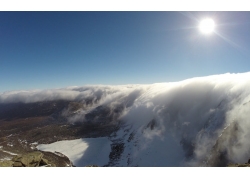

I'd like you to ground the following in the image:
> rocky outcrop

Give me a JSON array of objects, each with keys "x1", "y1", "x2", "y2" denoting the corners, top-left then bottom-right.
[
  {"x1": 0, "y1": 151, "x2": 56, "y2": 167},
  {"x1": 228, "y1": 163, "x2": 250, "y2": 167},
  {"x1": 12, "y1": 151, "x2": 44, "y2": 167},
  {"x1": 228, "y1": 159, "x2": 250, "y2": 167},
  {"x1": 0, "y1": 160, "x2": 14, "y2": 167},
  {"x1": 42, "y1": 151, "x2": 73, "y2": 167}
]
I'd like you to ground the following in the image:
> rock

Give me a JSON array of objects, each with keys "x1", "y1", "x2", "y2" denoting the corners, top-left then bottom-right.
[
  {"x1": 0, "y1": 151, "x2": 72, "y2": 167},
  {"x1": 0, "y1": 160, "x2": 14, "y2": 167},
  {"x1": 10, "y1": 151, "x2": 56, "y2": 167},
  {"x1": 39, "y1": 157, "x2": 57, "y2": 167},
  {"x1": 228, "y1": 162, "x2": 250, "y2": 167},
  {"x1": 228, "y1": 163, "x2": 237, "y2": 167},
  {"x1": 41, "y1": 151, "x2": 73, "y2": 167},
  {"x1": 13, "y1": 161, "x2": 23, "y2": 167},
  {"x1": 40, "y1": 158, "x2": 49, "y2": 166},
  {"x1": 237, "y1": 164, "x2": 249, "y2": 167},
  {"x1": 12, "y1": 151, "x2": 44, "y2": 167},
  {"x1": 48, "y1": 162, "x2": 57, "y2": 167},
  {"x1": 85, "y1": 165, "x2": 98, "y2": 167}
]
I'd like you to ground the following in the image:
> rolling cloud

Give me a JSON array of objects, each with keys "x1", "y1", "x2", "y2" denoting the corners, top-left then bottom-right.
[{"x1": 2, "y1": 72, "x2": 250, "y2": 166}]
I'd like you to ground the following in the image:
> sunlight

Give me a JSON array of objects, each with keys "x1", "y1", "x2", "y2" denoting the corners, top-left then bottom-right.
[{"x1": 199, "y1": 18, "x2": 215, "y2": 34}]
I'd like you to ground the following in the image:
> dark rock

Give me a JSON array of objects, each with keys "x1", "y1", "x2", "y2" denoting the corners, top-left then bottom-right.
[
  {"x1": 106, "y1": 142, "x2": 124, "y2": 166},
  {"x1": 40, "y1": 158, "x2": 49, "y2": 166},
  {"x1": 85, "y1": 165, "x2": 98, "y2": 167},
  {"x1": 146, "y1": 119, "x2": 157, "y2": 130},
  {"x1": 41, "y1": 151, "x2": 73, "y2": 167}
]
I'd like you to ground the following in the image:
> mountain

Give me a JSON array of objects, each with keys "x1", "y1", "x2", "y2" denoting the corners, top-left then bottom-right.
[{"x1": 1, "y1": 72, "x2": 250, "y2": 166}]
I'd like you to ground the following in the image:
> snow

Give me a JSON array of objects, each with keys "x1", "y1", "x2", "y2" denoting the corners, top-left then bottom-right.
[
  {"x1": 0, "y1": 149, "x2": 18, "y2": 156},
  {"x1": 37, "y1": 137, "x2": 111, "y2": 167},
  {"x1": 7, "y1": 143, "x2": 13, "y2": 147},
  {"x1": 31, "y1": 142, "x2": 38, "y2": 145},
  {"x1": 0, "y1": 157, "x2": 12, "y2": 161},
  {"x1": 6, "y1": 134, "x2": 13, "y2": 138}
]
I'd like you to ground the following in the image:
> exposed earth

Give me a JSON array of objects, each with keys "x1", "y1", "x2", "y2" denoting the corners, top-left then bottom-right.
[{"x1": 0, "y1": 100, "x2": 121, "y2": 167}]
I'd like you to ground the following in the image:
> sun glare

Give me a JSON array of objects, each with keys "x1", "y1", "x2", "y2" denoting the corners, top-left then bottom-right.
[{"x1": 199, "y1": 18, "x2": 215, "y2": 35}]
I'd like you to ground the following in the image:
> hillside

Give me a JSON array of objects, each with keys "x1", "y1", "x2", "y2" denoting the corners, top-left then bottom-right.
[{"x1": 1, "y1": 72, "x2": 250, "y2": 166}]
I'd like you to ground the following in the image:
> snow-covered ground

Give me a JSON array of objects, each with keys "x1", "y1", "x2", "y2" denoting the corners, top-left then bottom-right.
[{"x1": 37, "y1": 137, "x2": 111, "y2": 167}]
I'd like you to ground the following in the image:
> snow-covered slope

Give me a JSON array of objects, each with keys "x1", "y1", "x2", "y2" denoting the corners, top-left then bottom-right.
[
  {"x1": 37, "y1": 138, "x2": 111, "y2": 167},
  {"x1": 3, "y1": 72, "x2": 250, "y2": 166}
]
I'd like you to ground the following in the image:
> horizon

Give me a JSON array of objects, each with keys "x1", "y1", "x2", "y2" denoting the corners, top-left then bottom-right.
[
  {"x1": 1, "y1": 71, "x2": 248, "y2": 93},
  {"x1": 1, "y1": 11, "x2": 250, "y2": 92},
  {"x1": 1, "y1": 71, "x2": 250, "y2": 104}
]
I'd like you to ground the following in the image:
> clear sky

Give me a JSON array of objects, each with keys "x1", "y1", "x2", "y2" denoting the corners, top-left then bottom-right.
[{"x1": 1, "y1": 11, "x2": 250, "y2": 92}]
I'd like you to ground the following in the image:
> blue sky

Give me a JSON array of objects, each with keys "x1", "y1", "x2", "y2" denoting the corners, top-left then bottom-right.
[{"x1": 1, "y1": 11, "x2": 250, "y2": 92}]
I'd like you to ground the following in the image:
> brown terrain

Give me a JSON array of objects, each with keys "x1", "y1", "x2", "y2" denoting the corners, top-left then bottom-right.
[{"x1": 0, "y1": 100, "x2": 120, "y2": 167}]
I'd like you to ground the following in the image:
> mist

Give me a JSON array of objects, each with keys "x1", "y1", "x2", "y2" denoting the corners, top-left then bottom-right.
[{"x1": 2, "y1": 72, "x2": 250, "y2": 166}]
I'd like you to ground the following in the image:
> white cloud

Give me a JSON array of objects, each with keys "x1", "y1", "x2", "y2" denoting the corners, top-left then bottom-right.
[{"x1": 2, "y1": 72, "x2": 250, "y2": 166}]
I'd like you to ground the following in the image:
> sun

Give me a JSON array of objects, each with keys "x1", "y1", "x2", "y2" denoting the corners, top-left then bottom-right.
[{"x1": 199, "y1": 18, "x2": 215, "y2": 34}]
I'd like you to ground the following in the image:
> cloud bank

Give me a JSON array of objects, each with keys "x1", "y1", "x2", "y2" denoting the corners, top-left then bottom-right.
[{"x1": 2, "y1": 72, "x2": 250, "y2": 166}]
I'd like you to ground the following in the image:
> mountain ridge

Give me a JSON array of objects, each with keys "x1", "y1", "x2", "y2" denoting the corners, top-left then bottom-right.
[{"x1": 1, "y1": 72, "x2": 250, "y2": 166}]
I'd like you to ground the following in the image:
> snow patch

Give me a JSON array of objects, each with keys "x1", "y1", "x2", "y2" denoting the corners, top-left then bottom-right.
[
  {"x1": 30, "y1": 142, "x2": 38, "y2": 145},
  {"x1": 37, "y1": 137, "x2": 111, "y2": 167},
  {"x1": 0, "y1": 149, "x2": 18, "y2": 156}
]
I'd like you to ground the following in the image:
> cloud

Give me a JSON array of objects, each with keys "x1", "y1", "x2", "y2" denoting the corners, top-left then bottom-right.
[{"x1": 2, "y1": 72, "x2": 250, "y2": 166}]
